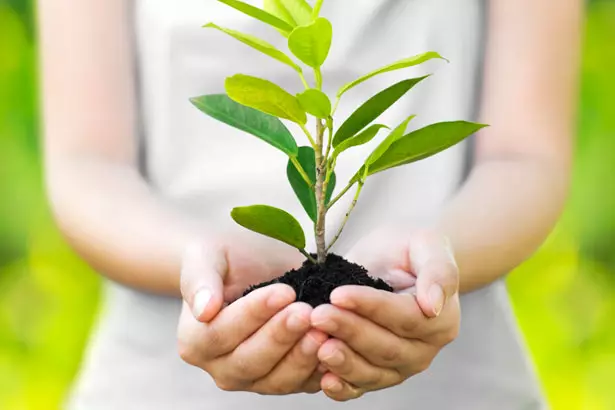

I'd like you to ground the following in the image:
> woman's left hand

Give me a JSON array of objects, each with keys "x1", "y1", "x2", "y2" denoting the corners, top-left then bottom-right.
[{"x1": 311, "y1": 229, "x2": 461, "y2": 401}]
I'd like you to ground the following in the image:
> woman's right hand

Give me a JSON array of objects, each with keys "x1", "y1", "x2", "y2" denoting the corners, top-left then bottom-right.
[{"x1": 177, "y1": 238, "x2": 327, "y2": 394}]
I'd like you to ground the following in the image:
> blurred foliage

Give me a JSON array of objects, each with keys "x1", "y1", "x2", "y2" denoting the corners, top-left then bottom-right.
[
  {"x1": 0, "y1": 1, "x2": 614, "y2": 409},
  {"x1": 0, "y1": 1, "x2": 101, "y2": 409}
]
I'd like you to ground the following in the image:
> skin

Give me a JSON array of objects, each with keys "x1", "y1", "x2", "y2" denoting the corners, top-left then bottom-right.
[{"x1": 39, "y1": 0, "x2": 582, "y2": 402}]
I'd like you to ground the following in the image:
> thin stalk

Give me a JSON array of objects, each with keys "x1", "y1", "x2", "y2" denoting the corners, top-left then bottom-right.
[
  {"x1": 314, "y1": 120, "x2": 327, "y2": 264},
  {"x1": 324, "y1": 118, "x2": 333, "y2": 162},
  {"x1": 315, "y1": 69, "x2": 323, "y2": 90},
  {"x1": 299, "y1": 124, "x2": 318, "y2": 149},
  {"x1": 289, "y1": 156, "x2": 313, "y2": 187},
  {"x1": 327, "y1": 179, "x2": 357, "y2": 210},
  {"x1": 324, "y1": 156, "x2": 336, "y2": 186},
  {"x1": 299, "y1": 248, "x2": 317, "y2": 264},
  {"x1": 326, "y1": 181, "x2": 364, "y2": 252},
  {"x1": 312, "y1": 0, "x2": 324, "y2": 19},
  {"x1": 331, "y1": 97, "x2": 341, "y2": 116},
  {"x1": 299, "y1": 71, "x2": 310, "y2": 89}
]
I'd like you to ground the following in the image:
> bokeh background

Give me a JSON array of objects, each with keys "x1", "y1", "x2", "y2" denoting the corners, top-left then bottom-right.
[{"x1": 1, "y1": 1, "x2": 614, "y2": 409}]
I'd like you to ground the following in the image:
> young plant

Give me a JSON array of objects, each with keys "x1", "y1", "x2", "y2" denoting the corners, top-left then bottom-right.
[{"x1": 191, "y1": 0, "x2": 487, "y2": 267}]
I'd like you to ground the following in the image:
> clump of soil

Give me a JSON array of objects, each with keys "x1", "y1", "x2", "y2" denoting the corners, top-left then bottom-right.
[{"x1": 243, "y1": 253, "x2": 393, "y2": 308}]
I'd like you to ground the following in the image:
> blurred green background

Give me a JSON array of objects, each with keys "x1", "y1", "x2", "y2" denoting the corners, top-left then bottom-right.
[{"x1": 1, "y1": 1, "x2": 614, "y2": 409}]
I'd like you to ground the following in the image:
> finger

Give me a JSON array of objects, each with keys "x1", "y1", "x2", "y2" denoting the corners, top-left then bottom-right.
[
  {"x1": 198, "y1": 284, "x2": 296, "y2": 359},
  {"x1": 216, "y1": 302, "x2": 312, "y2": 383},
  {"x1": 321, "y1": 373, "x2": 363, "y2": 402},
  {"x1": 318, "y1": 339, "x2": 400, "y2": 389},
  {"x1": 312, "y1": 304, "x2": 425, "y2": 370},
  {"x1": 302, "y1": 371, "x2": 325, "y2": 394},
  {"x1": 408, "y1": 232, "x2": 460, "y2": 318},
  {"x1": 414, "y1": 260, "x2": 459, "y2": 318},
  {"x1": 180, "y1": 242, "x2": 226, "y2": 322},
  {"x1": 329, "y1": 285, "x2": 425, "y2": 338},
  {"x1": 251, "y1": 329, "x2": 327, "y2": 395}
]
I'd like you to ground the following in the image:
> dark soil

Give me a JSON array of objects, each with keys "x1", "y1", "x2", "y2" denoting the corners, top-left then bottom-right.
[{"x1": 242, "y1": 253, "x2": 393, "y2": 308}]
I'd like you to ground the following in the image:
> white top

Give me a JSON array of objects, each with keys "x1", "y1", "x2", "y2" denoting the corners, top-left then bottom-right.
[{"x1": 67, "y1": 1, "x2": 546, "y2": 409}]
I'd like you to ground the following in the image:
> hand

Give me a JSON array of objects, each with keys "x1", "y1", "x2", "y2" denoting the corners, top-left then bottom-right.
[
  {"x1": 311, "y1": 229, "x2": 461, "y2": 401},
  {"x1": 177, "y1": 236, "x2": 327, "y2": 394}
]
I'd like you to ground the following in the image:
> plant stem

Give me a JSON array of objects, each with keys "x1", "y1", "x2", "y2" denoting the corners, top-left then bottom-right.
[
  {"x1": 331, "y1": 97, "x2": 341, "y2": 115},
  {"x1": 289, "y1": 156, "x2": 313, "y2": 187},
  {"x1": 327, "y1": 179, "x2": 357, "y2": 210},
  {"x1": 322, "y1": 119, "x2": 335, "y2": 203},
  {"x1": 299, "y1": 248, "x2": 317, "y2": 264},
  {"x1": 300, "y1": 124, "x2": 318, "y2": 149},
  {"x1": 324, "y1": 156, "x2": 336, "y2": 186},
  {"x1": 324, "y1": 118, "x2": 333, "y2": 162},
  {"x1": 312, "y1": 0, "x2": 324, "y2": 19},
  {"x1": 299, "y1": 72, "x2": 310, "y2": 89},
  {"x1": 314, "y1": 119, "x2": 327, "y2": 264},
  {"x1": 326, "y1": 180, "x2": 364, "y2": 252},
  {"x1": 315, "y1": 69, "x2": 323, "y2": 90}
]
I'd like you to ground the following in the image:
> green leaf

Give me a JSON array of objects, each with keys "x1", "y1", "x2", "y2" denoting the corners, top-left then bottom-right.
[
  {"x1": 287, "y1": 147, "x2": 336, "y2": 222},
  {"x1": 367, "y1": 121, "x2": 489, "y2": 176},
  {"x1": 288, "y1": 18, "x2": 332, "y2": 68},
  {"x1": 332, "y1": 76, "x2": 429, "y2": 148},
  {"x1": 217, "y1": 0, "x2": 294, "y2": 34},
  {"x1": 332, "y1": 124, "x2": 389, "y2": 160},
  {"x1": 231, "y1": 205, "x2": 306, "y2": 249},
  {"x1": 297, "y1": 89, "x2": 331, "y2": 118},
  {"x1": 337, "y1": 52, "x2": 446, "y2": 98},
  {"x1": 366, "y1": 115, "x2": 415, "y2": 166},
  {"x1": 190, "y1": 94, "x2": 298, "y2": 156},
  {"x1": 225, "y1": 74, "x2": 307, "y2": 125},
  {"x1": 204, "y1": 23, "x2": 302, "y2": 73},
  {"x1": 263, "y1": 0, "x2": 313, "y2": 27}
]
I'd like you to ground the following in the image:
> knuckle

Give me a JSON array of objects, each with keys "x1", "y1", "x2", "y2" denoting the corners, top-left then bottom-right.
[
  {"x1": 363, "y1": 300, "x2": 379, "y2": 317},
  {"x1": 363, "y1": 370, "x2": 384, "y2": 388},
  {"x1": 398, "y1": 318, "x2": 419, "y2": 337},
  {"x1": 177, "y1": 339, "x2": 201, "y2": 366},
  {"x1": 230, "y1": 359, "x2": 251, "y2": 379},
  {"x1": 441, "y1": 323, "x2": 460, "y2": 345},
  {"x1": 337, "y1": 319, "x2": 358, "y2": 341},
  {"x1": 270, "y1": 320, "x2": 296, "y2": 346},
  {"x1": 413, "y1": 355, "x2": 434, "y2": 375},
  {"x1": 215, "y1": 378, "x2": 243, "y2": 392},
  {"x1": 268, "y1": 381, "x2": 295, "y2": 395},
  {"x1": 289, "y1": 344, "x2": 314, "y2": 367},
  {"x1": 200, "y1": 325, "x2": 223, "y2": 352},
  {"x1": 229, "y1": 356, "x2": 260, "y2": 381},
  {"x1": 380, "y1": 342, "x2": 403, "y2": 363}
]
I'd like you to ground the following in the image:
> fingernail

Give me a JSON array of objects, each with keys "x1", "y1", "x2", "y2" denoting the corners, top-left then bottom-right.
[
  {"x1": 192, "y1": 288, "x2": 212, "y2": 318},
  {"x1": 326, "y1": 381, "x2": 343, "y2": 393},
  {"x1": 302, "y1": 334, "x2": 323, "y2": 355},
  {"x1": 324, "y1": 350, "x2": 344, "y2": 367},
  {"x1": 429, "y1": 284, "x2": 444, "y2": 317},
  {"x1": 287, "y1": 313, "x2": 309, "y2": 332},
  {"x1": 315, "y1": 320, "x2": 338, "y2": 333}
]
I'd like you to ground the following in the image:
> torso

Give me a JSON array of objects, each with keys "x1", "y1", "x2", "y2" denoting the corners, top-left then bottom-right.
[{"x1": 66, "y1": 1, "x2": 547, "y2": 408}]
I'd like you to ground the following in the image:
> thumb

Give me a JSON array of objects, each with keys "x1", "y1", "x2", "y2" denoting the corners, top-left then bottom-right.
[
  {"x1": 180, "y1": 241, "x2": 226, "y2": 323},
  {"x1": 410, "y1": 232, "x2": 459, "y2": 318}
]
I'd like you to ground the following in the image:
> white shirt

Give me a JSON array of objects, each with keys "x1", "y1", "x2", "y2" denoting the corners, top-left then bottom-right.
[{"x1": 67, "y1": 1, "x2": 546, "y2": 408}]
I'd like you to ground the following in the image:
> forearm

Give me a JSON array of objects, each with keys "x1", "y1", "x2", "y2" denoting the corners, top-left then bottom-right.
[
  {"x1": 434, "y1": 0, "x2": 581, "y2": 293},
  {"x1": 46, "y1": 158, "x2": 202, "y2": 296},
  {"x1": 436, "y1": 155, "x2": 569, "y2": 293}
]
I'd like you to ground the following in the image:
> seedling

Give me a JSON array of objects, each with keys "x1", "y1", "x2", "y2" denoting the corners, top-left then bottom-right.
[{"x1": 191, "y1": 0, "x2": 487, "y2": 305}]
